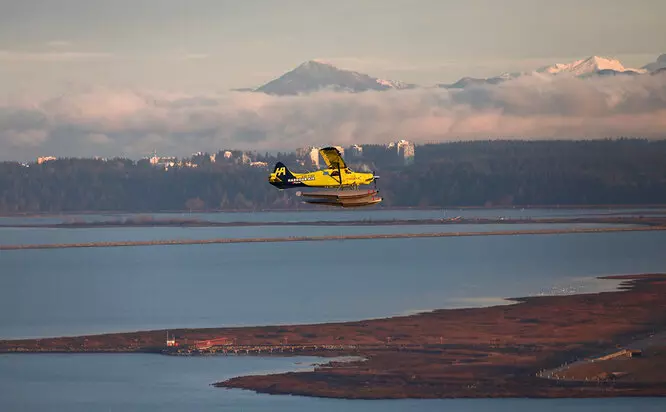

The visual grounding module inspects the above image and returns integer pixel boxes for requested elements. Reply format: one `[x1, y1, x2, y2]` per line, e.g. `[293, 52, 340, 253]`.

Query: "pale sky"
[0, 0, 664, 95]
[1, 0, 666, 161]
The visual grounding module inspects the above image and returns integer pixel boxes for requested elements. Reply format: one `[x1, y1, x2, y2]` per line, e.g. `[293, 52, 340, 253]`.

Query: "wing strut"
[337, 164, 342, 188]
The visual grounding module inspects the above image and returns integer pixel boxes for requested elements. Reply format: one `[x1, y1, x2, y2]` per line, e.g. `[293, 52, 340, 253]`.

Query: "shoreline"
[2, 274, 666, 399]
[1, 204, 666, 218]
[2, 225, 665, 251]
[1, 215, 665, 229]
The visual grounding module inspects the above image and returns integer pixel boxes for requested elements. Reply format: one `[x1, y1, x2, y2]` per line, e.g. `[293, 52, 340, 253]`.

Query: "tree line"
[1, 139, 665, 213]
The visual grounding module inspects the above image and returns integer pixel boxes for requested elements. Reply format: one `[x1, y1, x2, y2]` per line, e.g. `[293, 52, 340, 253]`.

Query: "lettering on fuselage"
[288, 175, 315, 183]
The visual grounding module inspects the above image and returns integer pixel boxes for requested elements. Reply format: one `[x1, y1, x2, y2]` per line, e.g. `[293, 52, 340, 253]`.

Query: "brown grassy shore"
[2, 274, 666, 399]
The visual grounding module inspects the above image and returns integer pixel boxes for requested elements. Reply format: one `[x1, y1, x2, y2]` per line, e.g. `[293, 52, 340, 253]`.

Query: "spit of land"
[2, 274, 666, 399]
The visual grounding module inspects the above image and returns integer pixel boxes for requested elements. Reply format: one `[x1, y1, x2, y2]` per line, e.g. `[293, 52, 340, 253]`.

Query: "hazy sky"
[1, 0, 665, 161]
[0, 0, 664, 94]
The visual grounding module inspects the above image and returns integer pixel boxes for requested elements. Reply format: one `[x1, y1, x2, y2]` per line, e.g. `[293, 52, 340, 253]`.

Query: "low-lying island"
[2, 274, 666, 399]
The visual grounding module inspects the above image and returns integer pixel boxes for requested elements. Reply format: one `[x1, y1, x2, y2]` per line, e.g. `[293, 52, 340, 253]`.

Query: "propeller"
[373, 171, 380, 190]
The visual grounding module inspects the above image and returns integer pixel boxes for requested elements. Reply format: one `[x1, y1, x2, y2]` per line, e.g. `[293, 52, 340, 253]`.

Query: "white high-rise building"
[396, 140, 415, 165]
[308, 147, 320, 168]
[296, 146, 321, 168]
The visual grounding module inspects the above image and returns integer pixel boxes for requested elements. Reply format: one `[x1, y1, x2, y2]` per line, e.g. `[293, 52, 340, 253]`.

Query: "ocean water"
[2, 228, 666, 339]
[0, 354, 664, 412]
[1, 206, 664, 226]
[1, 211, 665, 410]
[0, 222, 633, 246]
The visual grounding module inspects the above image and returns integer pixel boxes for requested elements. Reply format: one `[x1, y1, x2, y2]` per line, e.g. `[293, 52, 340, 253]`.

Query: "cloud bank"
[1, 72, 666, 161]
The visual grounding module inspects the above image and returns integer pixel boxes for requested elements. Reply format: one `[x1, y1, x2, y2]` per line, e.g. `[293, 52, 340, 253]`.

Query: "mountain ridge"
[254, 60, 416, 95]
[439, 55, 650, 89]
[250, 54, 665, 94]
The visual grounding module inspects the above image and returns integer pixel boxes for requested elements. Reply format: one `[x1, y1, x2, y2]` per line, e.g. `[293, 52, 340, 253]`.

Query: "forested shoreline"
[1, 139, 665, 213]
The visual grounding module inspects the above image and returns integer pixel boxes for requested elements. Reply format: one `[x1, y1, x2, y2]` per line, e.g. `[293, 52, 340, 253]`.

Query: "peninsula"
[2, 274, 666, 399]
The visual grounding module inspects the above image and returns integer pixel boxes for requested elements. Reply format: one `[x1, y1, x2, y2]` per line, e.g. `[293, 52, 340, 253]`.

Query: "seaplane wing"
[319, 147, 347, 170]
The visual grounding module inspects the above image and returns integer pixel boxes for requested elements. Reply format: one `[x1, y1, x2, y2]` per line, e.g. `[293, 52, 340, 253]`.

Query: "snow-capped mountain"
[643, 54, 666, 73]
[249, 54, 664, 94]
[536, 56, 644, 76]
[254, 60, 416, 95]
[438, 72, 522, 89]
[440, 56, 648, 89]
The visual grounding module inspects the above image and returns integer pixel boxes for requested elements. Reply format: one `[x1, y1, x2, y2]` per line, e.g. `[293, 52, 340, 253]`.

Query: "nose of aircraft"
[369, 172, 379, 188]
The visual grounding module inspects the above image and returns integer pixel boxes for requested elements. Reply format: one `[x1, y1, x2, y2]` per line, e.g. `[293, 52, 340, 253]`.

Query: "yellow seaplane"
[268, 146, 382, 207]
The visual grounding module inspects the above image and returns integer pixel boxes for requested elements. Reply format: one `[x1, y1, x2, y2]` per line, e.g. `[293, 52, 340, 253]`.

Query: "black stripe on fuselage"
[269, 181, 308, 189]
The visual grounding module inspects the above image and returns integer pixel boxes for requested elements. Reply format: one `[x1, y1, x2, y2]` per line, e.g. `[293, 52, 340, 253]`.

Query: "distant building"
[297, 146, 321, 168]
[308, 147, 320, 168]
[250, 161, 268, 168]
[37, 156, 56, 164]
[147, 150, 160, 165]
[223, 150, 233, 159]
[148, 155, 177, 170]
[349, 144, 363, 158]
[295, 147, 308, 158]
[396, 139, 415, 165]
[209, 153, 217, 163]
[166, 331, 178, 347]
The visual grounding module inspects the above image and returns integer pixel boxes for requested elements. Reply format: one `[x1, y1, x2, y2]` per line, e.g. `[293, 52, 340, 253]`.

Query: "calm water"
[0, 222, 633, 246]
[0, 354, 664, 412]
[1, 207, 664, 226]
[1, 210, 665, 410]
[2, 229, 666, 339]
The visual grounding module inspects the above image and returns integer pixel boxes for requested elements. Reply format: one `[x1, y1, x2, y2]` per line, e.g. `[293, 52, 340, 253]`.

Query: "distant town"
[32, 139, 416, 172]
[3, 138, 665, 213]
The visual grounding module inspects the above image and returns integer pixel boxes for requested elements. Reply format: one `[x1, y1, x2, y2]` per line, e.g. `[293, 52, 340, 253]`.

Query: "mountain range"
[250, 54, 666, 95]
[254, 60, 416, 95]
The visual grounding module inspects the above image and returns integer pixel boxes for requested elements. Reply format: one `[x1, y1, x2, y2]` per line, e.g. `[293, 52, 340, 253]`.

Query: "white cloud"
[1, 72, 665, 160]
[182, 53, 210, 60]
[86, 133, 111, 144]
[0, 50, 114, 62]
[46, 40, 73, 48]
[1, 129, 49, 147]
